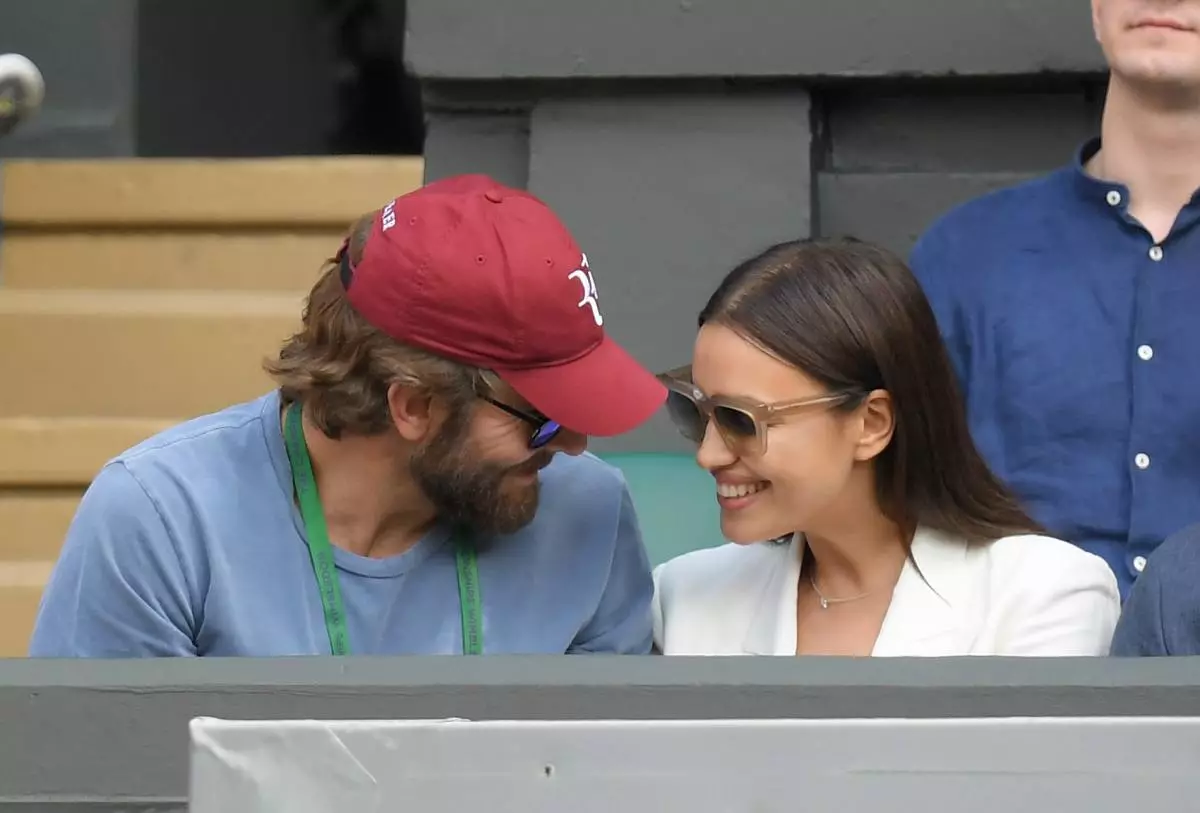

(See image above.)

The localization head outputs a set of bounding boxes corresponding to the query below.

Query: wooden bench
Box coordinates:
[0,156,425,656]
[0,289,305,418]
[0,157,423,290]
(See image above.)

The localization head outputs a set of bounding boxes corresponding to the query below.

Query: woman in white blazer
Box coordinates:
[652,238,1120,657]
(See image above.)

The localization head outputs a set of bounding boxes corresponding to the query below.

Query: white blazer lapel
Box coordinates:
[741,535,803,655]
[872,527,978,657]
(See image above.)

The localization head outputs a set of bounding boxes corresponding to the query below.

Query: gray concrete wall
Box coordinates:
[4,656,1200,811]
[0,0,344,158]
[406,0,1105,79]
[135,0,339,157]
[0,0,138,157]
[411,0,1108,455]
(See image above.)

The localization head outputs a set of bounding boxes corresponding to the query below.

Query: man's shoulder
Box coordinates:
[521,452,632,540]
[112,392,279,489]
[540,451,627,496]
[912,169,1073,266]
[1111,524,1200,656]
[1144,523,1200,592]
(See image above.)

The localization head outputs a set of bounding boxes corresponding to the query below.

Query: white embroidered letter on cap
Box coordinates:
[381,199,397,231]
[568,253,602,326]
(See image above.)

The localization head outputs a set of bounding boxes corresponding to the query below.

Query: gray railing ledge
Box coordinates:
[3,656,1198,810]
[3,654,1199,697]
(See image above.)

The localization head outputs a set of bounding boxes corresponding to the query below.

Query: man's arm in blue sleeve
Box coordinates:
[1111,525,1200,657]
[568,480,654,654]
[1109,565,1167,656]
[29,462,197,658]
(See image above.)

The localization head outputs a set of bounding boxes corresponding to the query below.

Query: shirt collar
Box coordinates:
[1069,137,1131,213]
[1070,136,1200,213]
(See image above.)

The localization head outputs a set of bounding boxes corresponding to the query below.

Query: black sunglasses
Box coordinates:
[477,394,562,449]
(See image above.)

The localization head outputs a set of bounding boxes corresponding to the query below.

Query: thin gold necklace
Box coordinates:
[808,572,875,610]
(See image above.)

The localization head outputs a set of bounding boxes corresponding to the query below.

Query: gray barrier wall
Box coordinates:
[0,0,341,158]
[4,656,1200,811]
[187,716,1200,812]
[408,0,1108,454]
[0,0,138,157]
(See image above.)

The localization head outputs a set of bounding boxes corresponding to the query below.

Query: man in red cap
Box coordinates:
[30,175,667,658]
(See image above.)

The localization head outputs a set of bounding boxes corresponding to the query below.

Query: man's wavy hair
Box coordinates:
[265,209,482,439]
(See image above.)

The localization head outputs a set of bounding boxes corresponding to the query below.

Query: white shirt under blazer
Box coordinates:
[653,528,1121,657]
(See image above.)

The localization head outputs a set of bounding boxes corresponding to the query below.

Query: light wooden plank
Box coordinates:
[1,231,339,291]
[0,561,54,587]
[0,418,175,486]
[0,290,302,418]
[0,491,81,559]
[1,156,425,227]
[0,585,43,657]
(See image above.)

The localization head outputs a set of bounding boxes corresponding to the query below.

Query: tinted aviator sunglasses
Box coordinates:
[475,376,562,449]
[657,366,863,455]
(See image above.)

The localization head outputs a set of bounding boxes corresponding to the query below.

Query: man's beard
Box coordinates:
[409,410,551,544]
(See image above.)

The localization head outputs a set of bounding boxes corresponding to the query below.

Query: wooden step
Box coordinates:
[0,290,303,418]
[0,584,43,657]
[0,490,80,557]
[1,231,340,290]
[0,490,100,658]
[0,156,425,227]
[0,418,173,486]
[0,491,81,656]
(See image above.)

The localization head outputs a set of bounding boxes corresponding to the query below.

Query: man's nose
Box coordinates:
[547,428,588,456]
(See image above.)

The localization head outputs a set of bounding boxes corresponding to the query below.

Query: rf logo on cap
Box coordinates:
[568,253,602,326]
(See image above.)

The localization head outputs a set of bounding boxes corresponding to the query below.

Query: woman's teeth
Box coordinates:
[717,482,768,499]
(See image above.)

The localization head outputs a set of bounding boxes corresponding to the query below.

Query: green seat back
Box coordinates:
[599,452,726,566]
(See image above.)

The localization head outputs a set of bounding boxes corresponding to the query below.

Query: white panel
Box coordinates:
[189,716,1200,813]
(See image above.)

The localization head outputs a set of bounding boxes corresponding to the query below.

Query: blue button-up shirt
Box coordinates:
[910,139,1200,599]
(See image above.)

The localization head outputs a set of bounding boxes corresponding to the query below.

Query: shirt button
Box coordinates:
[1133,555,1148,573]
[1149,245,1164,261]
[1137,344,1154,361]
[1134,452,1151,470]
[1106,190,1122,206]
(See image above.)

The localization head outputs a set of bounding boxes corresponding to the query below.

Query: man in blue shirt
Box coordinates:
[29,174,668,657]
[910,0,1200,599]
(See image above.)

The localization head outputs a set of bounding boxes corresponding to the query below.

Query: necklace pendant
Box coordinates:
[819,596,829,610]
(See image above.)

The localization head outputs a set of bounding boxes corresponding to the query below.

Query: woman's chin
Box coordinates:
[720,517,794,546]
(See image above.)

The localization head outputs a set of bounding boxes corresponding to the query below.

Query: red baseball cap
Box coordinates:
[340,174,666,436]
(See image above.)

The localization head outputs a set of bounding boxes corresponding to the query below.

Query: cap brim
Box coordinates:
[494,335,667,437]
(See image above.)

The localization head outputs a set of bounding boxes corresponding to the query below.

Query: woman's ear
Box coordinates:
[853,389,895,463]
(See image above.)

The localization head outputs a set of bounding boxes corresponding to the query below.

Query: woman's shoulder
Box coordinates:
[976,532,1117,589]
[654,539,789,598]
[984,532,1107,564]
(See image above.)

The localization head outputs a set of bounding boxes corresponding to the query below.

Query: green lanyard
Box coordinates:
[282,401,483,655]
